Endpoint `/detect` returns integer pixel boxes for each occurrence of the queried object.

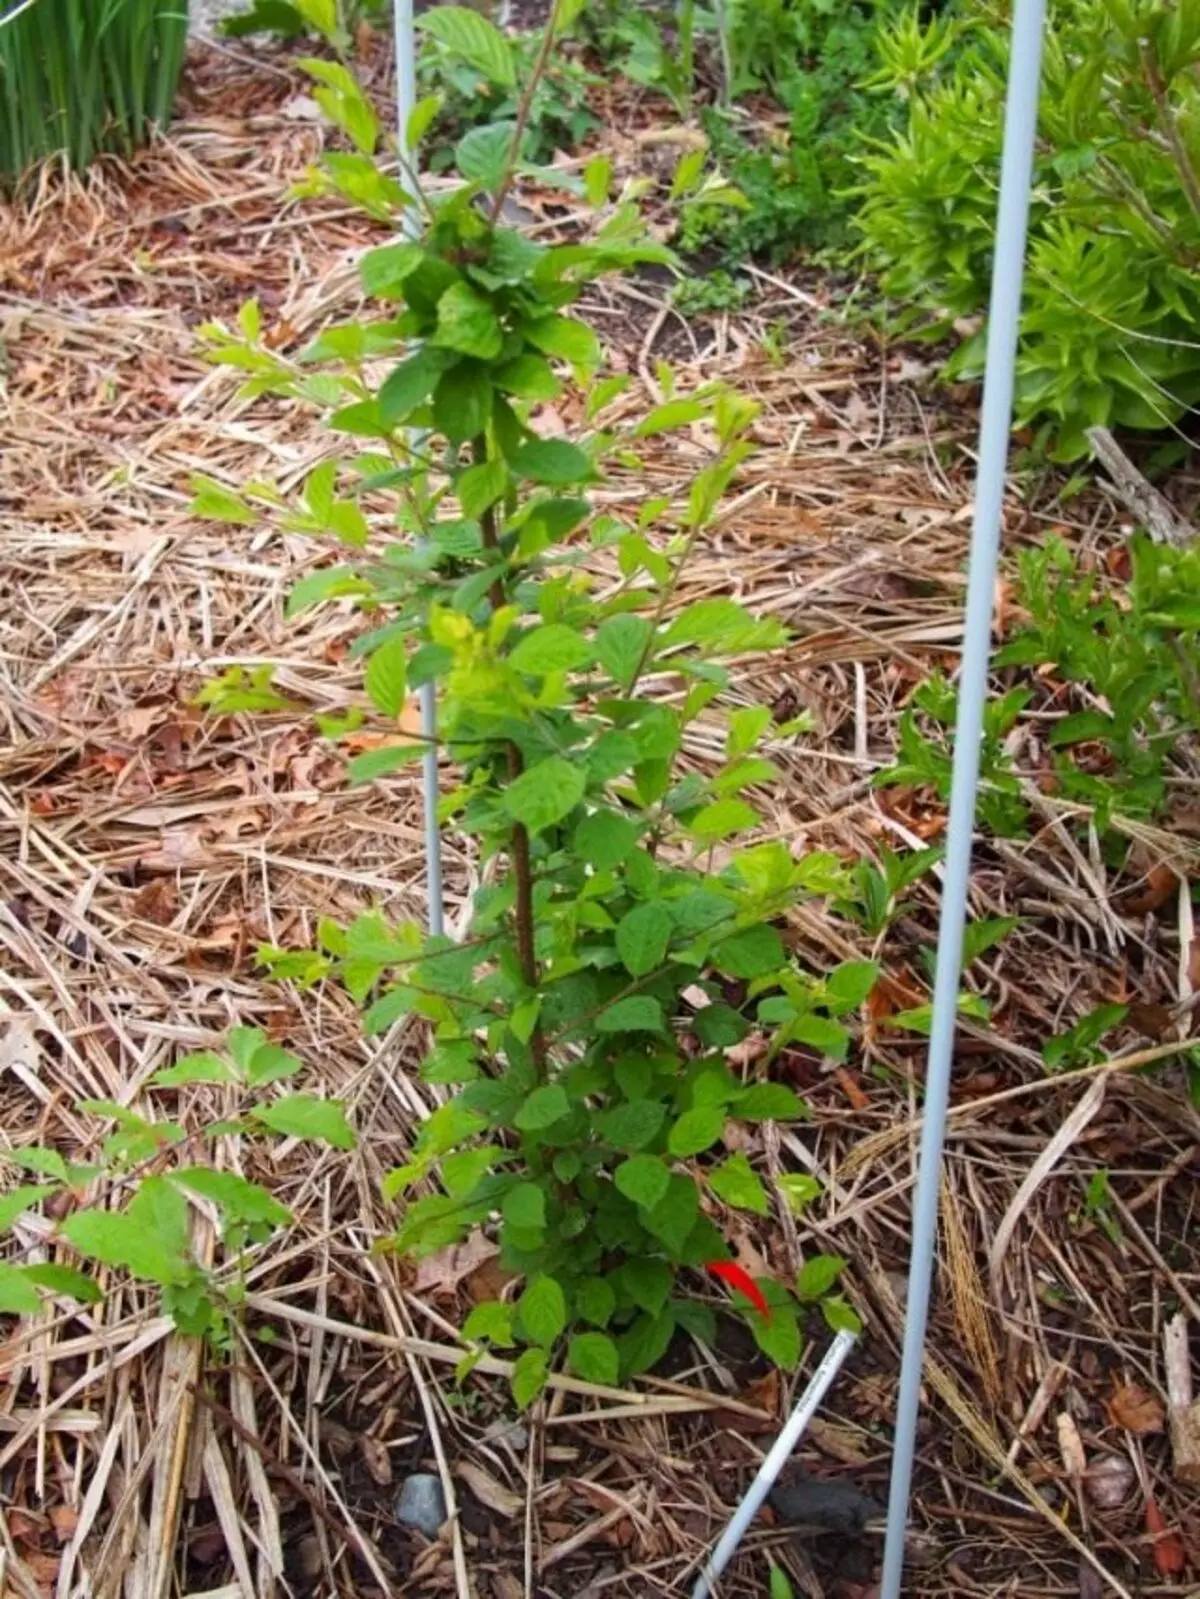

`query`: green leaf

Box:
[619,1257,672,1315]
[615,903,672,978]
[0,1184,58,1232]
[787,1014,849,1060]
[596,995,664,1034]
[796,1253,846,1301]
[614,1155,670,1210]
[689,798,760,841]
[617,1308,676,1377]
[708,1153,768,1215]
[252,1095,355,1149]
[574,810,640,869]
[493,353,561,402]
[667,1107,725,1158]
[378,347,449,422]
[286,567,370,618]
[511,439,593,485]
[62,1208,188,1287]
[511,1345,548,1408]
[405,93,441,151]
[525,315,602,369]
[635,398,707,436]
[737,1083,807,1121]
[457,456,508,517]
[502,1182,546,1230]
[514,1084,570,1131]
[243,1042,303,1087]
[517,1275,566,1347]
[455,122,515,190]
[576,1276,616,1328]
[463,1300,515,1346]
[360,240,424,298]
[769,1564,795,1599]
[643,1175,699,1255]
[6,1148,68,1182]
[751,1295,802,1371]
[595,1098,665,1151]
[779,1173,822,1214]
[568,1331,620,1385]
[594,615,652,688]
[190,475,256,525]
[0,1264,41,1315]
[693,1004,748,1048]
[825,960,880,1010]
[711,925,784,978]
[509,624,593,676]
[348,743,425,783]
[172,1169,291,1230]
[417,6,516,88]
[21,1264,103,1304]
[433,283,503,360]
[365,636,408,719]
[434,362,493,444]
[822,1295,863,1335]
[504,757,585,834]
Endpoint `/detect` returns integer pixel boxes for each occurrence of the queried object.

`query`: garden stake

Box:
[691,1328,856,1599]
[878,0,1046,1592]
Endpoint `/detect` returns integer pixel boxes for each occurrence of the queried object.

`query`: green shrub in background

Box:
[856,0,1200,458]
[0,0,189,178]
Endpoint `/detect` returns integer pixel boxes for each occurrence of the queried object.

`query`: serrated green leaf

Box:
[574,810,639,869]
[502,1182,546,1230]
[433,362,493,443]
[151,1051,236,1089]
[596,995,664,1034]
[615,902,672,978]
[0,1264,42,1315]
[667,1106,725,1158]
[190,475,256,525]
[613,1155,670,1210]
[417,5,516,87]
[525,314,602,369]
[737,1083,807,1121]
[822,1295,863,1335]
[172,1168,291,1229]
[514,1084,570,1131]
[711,925,784,979]
[595,1098,665,1151]
[457,456,508,518]
[708,1153,769,1215]
[618,1256,673,1314]
[455,121,515,190]
[511,438,593,485]
[252,1095,355,1149]
[463,1299,515,1346]
[0,1184,58,1233]
[517,1275,566,1347]
[62,1208,188,1287]
[378,346,449,422]
[642,1175,699,1255]
[750,1294,802,1371]
[433,283,503,360]
[576,1276,616,1328]
[511,1345,548,1408]
[689,798,760,841]
[348,743,425,783]
[21,1263,103,1304]
[6,1147,68,1182]
[509,624,593,677]
[617,1307,676,1377]
[594,614,652,688]
[360,240,424,299]
[796,1253,846,1301]
[365,636,408,719]
[504,757,585,834]
[567,1331,619,1385]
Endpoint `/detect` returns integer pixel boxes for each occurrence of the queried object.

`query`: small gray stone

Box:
[395,1473,447,1538]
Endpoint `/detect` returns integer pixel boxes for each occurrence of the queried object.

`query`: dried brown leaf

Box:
[1107,1380,1164,1435]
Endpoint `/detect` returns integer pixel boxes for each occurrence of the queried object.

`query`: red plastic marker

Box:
[705,1260,771,1320]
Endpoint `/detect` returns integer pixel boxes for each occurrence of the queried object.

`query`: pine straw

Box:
[2,40,1199,1599]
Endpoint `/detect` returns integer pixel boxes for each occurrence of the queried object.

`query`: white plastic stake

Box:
[394,0,445,937]
[878,2,1046,1594]
[691,1329,857,1599]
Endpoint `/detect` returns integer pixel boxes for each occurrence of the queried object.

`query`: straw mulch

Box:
[2,37,1198,1599]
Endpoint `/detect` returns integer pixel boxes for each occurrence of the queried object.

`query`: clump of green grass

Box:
[0,0,189,180]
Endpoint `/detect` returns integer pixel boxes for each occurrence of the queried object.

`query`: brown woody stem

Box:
[472,436,543,1062]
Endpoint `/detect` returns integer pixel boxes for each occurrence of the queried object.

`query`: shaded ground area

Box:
[2,37,1199,1599]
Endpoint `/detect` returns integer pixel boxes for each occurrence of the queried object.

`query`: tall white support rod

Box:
[394,0,445,937]
[878,1,1046,1593]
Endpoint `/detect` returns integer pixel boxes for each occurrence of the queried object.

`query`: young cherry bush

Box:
[193,4,866,1404]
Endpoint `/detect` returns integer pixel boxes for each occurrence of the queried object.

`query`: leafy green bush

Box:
[221,0,388,41]
[417,18,599,171]
[880,532,1200,844]
[0,1028,354,1338]
[193,4,870,1401]
[0,0,188,178]
[856,0,1200,457]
